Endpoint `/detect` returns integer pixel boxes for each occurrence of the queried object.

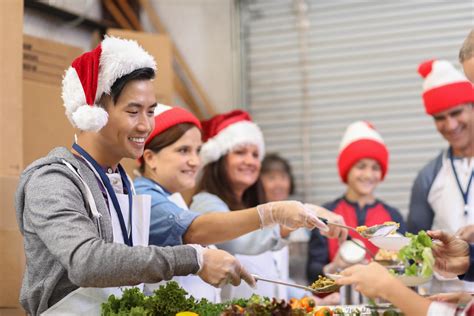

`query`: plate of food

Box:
[390,230,434,287]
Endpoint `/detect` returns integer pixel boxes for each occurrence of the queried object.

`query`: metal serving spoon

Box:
[252,274,340,294]
[317,217,398,238]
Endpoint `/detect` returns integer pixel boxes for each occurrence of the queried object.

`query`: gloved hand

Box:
[304,203,349,241]
[256,200,328,231]
[195,246,255,288]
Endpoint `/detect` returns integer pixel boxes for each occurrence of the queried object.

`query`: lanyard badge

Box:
[449,148,474,217]
[73,143,134,246]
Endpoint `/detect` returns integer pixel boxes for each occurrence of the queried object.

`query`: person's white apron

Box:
[427,151,474,293]
[143,186,221,303]
[220,249,287,301]
[430,152,474,233]
[41,160,151,315]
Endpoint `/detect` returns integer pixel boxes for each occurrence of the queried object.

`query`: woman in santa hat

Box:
[134,106,347,301]
[185,109,347,300]
[307,121,406,290]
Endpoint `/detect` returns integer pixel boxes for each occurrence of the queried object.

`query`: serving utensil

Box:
[252,274,340,294]
[317,217,398,238]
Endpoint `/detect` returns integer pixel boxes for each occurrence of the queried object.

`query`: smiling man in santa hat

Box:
[15,36,254,315]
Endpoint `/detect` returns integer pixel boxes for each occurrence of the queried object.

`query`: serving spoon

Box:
[252,274,340,294]
[317,217,398,238]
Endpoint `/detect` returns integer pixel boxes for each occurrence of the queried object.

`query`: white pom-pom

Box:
[72,105,109,132]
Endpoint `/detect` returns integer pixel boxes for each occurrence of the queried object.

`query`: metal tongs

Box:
[317,217,398,238]
[252,274,340,294]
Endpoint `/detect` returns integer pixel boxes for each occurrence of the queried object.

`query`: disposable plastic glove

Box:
[194,246,255,288]
[256,200,328,231]
[304,203,349,240]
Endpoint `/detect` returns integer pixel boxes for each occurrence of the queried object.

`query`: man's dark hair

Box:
[101,67,155,105]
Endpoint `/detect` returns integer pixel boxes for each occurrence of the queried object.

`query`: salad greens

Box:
[101,281,285,316]
[398,230,434,278]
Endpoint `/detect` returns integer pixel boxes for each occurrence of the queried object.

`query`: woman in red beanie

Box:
[135,105,346,301]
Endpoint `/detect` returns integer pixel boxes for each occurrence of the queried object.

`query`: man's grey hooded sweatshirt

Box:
[15,147,199,315]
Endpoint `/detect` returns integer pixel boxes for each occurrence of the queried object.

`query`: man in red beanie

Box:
[407,59,473,292]
[408,59,473,234]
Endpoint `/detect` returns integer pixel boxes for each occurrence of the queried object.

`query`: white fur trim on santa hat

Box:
[61,66,109,131]
[423,60,468,91]
[339,121,384,152]
[62,66,84,127]
[72,105,109,132]
[200,120,265,166]
[96,36,156,101]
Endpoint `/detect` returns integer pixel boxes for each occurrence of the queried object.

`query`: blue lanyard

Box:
[449,148,474,216]
[73,143,134,246]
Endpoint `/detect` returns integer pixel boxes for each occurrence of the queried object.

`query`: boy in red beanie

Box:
[307,121,405,286]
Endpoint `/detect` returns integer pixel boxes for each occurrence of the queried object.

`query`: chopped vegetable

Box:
[314,306,333,316]
[398,230,434,278]
[310,275,336,289]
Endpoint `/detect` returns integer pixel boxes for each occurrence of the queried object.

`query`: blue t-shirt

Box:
[134,176,200,246]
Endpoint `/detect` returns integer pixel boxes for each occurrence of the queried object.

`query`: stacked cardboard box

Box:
[22,35,79,167]
[0,1,25,315]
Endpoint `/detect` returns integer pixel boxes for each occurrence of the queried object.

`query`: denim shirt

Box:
[134,176,200,246]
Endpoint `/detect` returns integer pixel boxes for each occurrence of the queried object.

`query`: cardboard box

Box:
[106,29,173,105]
[22,80,76,167]
[22,35,81,167]
[106,30,174,177]
[0,177,19,231]
[0,1,23,176]
[0,230,25,308]
[0,308,26,316]
[23,35,83,86]
[0,176,24,309]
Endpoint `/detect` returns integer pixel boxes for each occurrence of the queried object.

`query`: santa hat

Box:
[418,59,474,115]
[61,36,156,132]
[138,104,201,164]
[200,110,265,166]
[337,121,389,183]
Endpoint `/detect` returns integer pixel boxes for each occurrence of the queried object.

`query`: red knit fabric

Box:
[327,200,393,261]
[71,44,102,106]
[423,82,474,115]
[337,139,389,183]
[145,107,201,146]
[201,110,252,142]
[417,59,434,78]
